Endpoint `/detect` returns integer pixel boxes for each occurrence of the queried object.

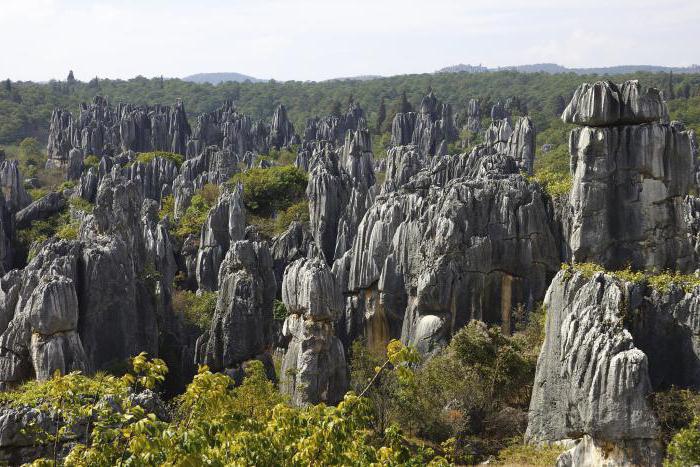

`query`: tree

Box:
[329,99,342,117]
[376,97,386,133]
[398,91,413,114]
[67,70,76,84]
[3,79,10,93]
[668,71,675,100]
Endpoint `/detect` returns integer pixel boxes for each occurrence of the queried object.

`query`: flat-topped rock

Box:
[562,80,668,126]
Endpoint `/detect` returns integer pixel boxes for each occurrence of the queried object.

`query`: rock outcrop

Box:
[390,91,457,157]
[195,185,246,292]
[47,96,191,169]
[465,98,481,133]
[307,129,376,263]
[563,80,694,271]
[302,102,367,147]
[195,240,277,375]
[337,138,560,354]
[280,257,347,405]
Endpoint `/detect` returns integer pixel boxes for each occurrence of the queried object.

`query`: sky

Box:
[1,0,699,82]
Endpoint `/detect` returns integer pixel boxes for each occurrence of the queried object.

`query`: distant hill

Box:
[182,72,265,84]
[322,75,384,82]
[437,63,700,75]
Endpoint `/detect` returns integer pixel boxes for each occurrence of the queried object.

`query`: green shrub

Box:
[173,289,218,329]
[229,166,307,217]
[134,151,184,168]
[496,441,565,466]
[529,169,572,198]
[56,222,79,240]
[273,300,289,321]
[665,418,700,467]
[159,194,175,220]
[652,388,700,448]
[68,196,93,213]
[563,262,700,293]
[28,187,48,201]
[174,184,219,239]
[83,155,100,171]
[266,146,297,165]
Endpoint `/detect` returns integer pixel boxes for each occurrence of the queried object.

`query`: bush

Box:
[496,441,565,466]
[266,146,297,165]
[665,419,700,467]
[11,352,447,465]
[229,166,307,217]
[651,388,700,447]
[83,154,100,171]
[173,289,218,329]
[56,222,79,240]
[68,196,93,213]
[134,151,184,168]
[564,262,700,294]
[174,184,219,239]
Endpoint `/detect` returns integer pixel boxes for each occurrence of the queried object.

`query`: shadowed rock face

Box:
[526,80,699,466]
[336,117,558,354]
[280,257,347,406]
[307,129,376,264]
[47,96,191,168]
[562,80,668,127]
[524,270,700,465]
[0,174,192,391]
[390,91,458,157]
[195,240,276,373]
[562,82,695,272]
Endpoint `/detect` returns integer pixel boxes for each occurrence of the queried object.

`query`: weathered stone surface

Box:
[270,221,312,297]
[47,96,191,169]
[566,121,694,271]
[390,92,457,157]
[562,80,668,127]
[307,130,376,264]
[338,140,560,353]
[280,257,347,405]
[0,160,31,213]
[195,240,276,372]
[15,192,66,229]
[302,102,367,147]
[268,104,299,149]
[524,270,700,465]
[195,185,245,292]
[465,98,481,132]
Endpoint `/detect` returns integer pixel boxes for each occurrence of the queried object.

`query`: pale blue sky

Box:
[1,0,698,82]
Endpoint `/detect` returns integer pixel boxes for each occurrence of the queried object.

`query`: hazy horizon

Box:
[1,0,699,82]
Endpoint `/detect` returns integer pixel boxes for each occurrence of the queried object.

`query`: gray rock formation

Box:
[280,257,347,405]
[307,129,376,264]
[563,81,694,271]
[195,240,276,373]
[302,102,367,147]
[465,98,481,133]
[0,160,31,213]
[268,104,299,149]
[390,91,457,157]
[15,192,66,230]
[337,140,560,354]
[526,270,676,466]
[562,80,668,127]
[47,96,191,169]
[195,185,246,292]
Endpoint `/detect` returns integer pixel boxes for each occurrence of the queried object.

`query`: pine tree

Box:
[3,79,10,93]
[398,91,412,114]
[329,100,342,117]
[376,97,386,134]
[67,70,76,84]
[668,71,675,100]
